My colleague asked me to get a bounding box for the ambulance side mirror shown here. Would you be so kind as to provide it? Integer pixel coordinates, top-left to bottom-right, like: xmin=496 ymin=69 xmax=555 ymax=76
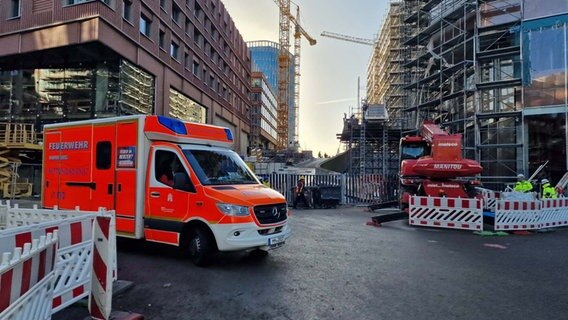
xmin=173 ymin=172 xmax=195 ymax=193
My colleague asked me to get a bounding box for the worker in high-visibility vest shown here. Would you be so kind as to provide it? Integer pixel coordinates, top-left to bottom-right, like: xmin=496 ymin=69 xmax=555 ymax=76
xmin=541 ymin=178 xmax=557 ymax=198
xmin=514 ymin=174 xmax=533 ymax=193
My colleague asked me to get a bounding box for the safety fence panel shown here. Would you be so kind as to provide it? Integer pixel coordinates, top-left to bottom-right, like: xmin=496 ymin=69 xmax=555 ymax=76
xmin=539 ymin=199 xmax=568 ymax=228
xmin=409 ymin=196 xmax=483 ymax=231
xmin=268 ymin=174 xmax=343 ymax=204
xmin=267 ymin=173 xmax=398 ymax=206
xmin=0 ymin=206 xmax=116 ymax=318
xmin=344 ymin=174 xmax=398 ymax=205
xmin=0 ymin=200 xmax=8 ymax=229
xmin=5 ymin=204 xmax=85 ymax=228
xmin=494 ymin=200 xmax=540 ymax=231
xmin=0 ymin=232 xmax=58 ymax=320
xmin=476 ymin=187 xmax=500 ymax=212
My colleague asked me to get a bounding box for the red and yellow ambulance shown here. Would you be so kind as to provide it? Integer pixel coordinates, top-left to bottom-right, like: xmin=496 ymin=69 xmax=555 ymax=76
xmin=42 ymin=115 xmax=290 ymax=265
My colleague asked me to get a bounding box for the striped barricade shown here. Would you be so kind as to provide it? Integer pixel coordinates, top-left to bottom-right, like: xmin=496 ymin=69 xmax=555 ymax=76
xmin=0 ymin=213 xmax=97 ymax=313
xmin=0 ymin=206 xmax=116 ymax=319
xmin=89 ymin=216 xmax=116 ymax=320
xmin=476 ymin=187 xmax=500 ymax=212
xmin=539 ymin=198 xmax=568 ymax=228
xmin=0 ymin=232 xmax=58 ymax=320
xmin=409 ymin=196 xmax=483 ymax=231
xmin=494 ymin=200 xmax=540 ymax=231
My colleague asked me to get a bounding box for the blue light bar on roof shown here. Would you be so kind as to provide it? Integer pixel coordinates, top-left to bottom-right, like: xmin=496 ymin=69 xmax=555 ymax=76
xmin=224 ymin=128 xmax=233 ymax=141
xmin=158 ymin=116 xmax=187 ymax=135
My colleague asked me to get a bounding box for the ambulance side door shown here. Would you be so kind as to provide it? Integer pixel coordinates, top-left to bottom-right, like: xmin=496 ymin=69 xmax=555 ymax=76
xmin=145 ymin=146 xmax=196 ymax=244
xmin=91 ymin=123 xmax=116 ymax=211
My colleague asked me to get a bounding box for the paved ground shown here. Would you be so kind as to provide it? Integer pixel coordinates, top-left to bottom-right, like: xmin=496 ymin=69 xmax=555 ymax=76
xmin=50 ymin=206 xmax=568 ymax=320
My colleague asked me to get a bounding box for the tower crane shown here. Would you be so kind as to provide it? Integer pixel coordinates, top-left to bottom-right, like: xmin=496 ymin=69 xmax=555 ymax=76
xmin=272 ymin=0 xmax=316 ymax=149
xmin=321 ymin=31 xmax=374 ymax=46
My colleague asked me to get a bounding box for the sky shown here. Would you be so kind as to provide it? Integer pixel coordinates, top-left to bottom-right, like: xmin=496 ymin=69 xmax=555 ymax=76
xmin=221 ymin=0 xmax=389 ymax=156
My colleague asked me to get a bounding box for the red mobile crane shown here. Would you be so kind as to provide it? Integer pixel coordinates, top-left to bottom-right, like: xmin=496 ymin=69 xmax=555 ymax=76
xmin=398 ymin=121 xmax=483 ymax=210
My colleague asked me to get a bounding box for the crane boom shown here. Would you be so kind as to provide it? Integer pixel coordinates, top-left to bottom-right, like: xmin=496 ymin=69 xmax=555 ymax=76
xmin=321 ymin=31 xmax=374 ymax=46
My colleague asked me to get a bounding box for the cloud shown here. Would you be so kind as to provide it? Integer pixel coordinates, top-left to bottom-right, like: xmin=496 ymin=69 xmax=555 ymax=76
xmin=315 ymin=98 xmax=357 ymax=105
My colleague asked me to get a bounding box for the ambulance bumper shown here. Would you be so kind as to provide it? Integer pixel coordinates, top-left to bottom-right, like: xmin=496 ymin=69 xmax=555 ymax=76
xmin=211 ymin=222 xmax=291 ymax=252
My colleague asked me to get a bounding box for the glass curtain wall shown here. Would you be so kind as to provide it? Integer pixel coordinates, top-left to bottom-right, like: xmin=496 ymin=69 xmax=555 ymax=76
xmin=0 ymin=60 xmax=154 ymax=123
xmin=168 ymin=87 xmax=207 ymax=123
xmin=522 ymin=16 xmax=568 ymax=181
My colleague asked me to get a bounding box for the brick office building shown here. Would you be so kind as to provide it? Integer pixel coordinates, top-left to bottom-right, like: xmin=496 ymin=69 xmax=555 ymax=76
xmin=0 ymin=0 xmax=252 ymax=154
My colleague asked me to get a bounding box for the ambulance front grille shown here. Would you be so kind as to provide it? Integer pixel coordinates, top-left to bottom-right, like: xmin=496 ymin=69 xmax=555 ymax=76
xmin=253 ymin=203 xmax=287 ymax=225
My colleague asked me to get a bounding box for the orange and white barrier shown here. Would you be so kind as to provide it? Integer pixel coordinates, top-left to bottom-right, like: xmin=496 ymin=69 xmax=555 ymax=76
xmin=494 ymin=200 xmax=540 ymax=231
xmin=0 ymin=232 xmax=58 ymax=320
xmin=409 ymin=196 xmax=483 ymax=231
xmin=539 ymin=198 xmax=568 ymax=228
xmin=0 ymin=205 xmax=116 ymax=319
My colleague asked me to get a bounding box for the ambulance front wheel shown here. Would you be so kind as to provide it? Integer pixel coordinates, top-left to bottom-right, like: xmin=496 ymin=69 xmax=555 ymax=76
xmin=187 ymin=227 xmax=215 ymax=266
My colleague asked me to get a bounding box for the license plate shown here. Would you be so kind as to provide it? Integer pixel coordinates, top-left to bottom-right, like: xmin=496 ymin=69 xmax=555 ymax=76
xmin=268 ymin=235 xmax=285 ymax=247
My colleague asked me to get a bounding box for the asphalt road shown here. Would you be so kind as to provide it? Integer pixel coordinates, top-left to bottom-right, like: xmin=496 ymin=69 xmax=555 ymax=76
xmin=54 ymin=206 xmax=568 ymax=320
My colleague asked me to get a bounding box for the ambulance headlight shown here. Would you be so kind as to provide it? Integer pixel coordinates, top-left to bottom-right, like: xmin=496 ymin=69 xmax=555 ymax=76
xmin=216 ymin=203 xmax=250 ymax=217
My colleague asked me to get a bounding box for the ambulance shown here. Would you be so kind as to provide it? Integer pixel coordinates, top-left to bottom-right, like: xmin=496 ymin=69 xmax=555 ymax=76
xmin=42 ymin=115 xmax=290 ymax=265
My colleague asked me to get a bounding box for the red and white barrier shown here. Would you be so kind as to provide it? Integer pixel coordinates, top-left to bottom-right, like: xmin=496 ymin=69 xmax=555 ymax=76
xmin=89 ymin=216 xmax=115 ymax=320
xmin=0 ymin=232 xmax=58 ymax=320
xmin=476 ymin=187 xmax=500 ymax=212
xmin=409 ymin=196 xmax=483 ymax=231
xmin=0 ymin=205 xmax=117 ymax=319
xmin=494 ymin=200 xmax=540 ymax=231
xmin=539 ymin=198 xmax=568 ymax=228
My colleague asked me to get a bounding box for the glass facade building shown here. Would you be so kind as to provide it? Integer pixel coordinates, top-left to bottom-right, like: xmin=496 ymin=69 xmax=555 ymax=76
xmin=247 ymin=41 xmax=296 ymax=148
xmin=250 ymin=72 xmax=278 ymax=150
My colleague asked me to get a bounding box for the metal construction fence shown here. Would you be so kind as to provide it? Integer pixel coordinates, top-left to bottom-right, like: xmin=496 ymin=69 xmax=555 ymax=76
xmin=266 ymin=173 xmax=399 ymax=206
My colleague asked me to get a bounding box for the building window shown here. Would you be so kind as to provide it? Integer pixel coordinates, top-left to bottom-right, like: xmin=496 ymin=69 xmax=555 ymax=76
xmin=194 ymin=30 xmax=203 ymax=48
xmin=159 ymin=30 xmax=166 ymax=49
xmin=184 ymin=52 xmax=190 ymax=69
xmin=171 ymin=42 xmax=179 ymax=60
xmin=160 ymin=0 xmax=167 ymax=10
xmin=192 ymin=60 xmax=200 ymax=77
xmin=172 ymin=3 xmax=182 ymax=25
xmin=123 ymin=0 xmax=132 ymax=22
xmin=140 ymin=14 xmax=151 ymax=37
xmin=185 ymin=20 xmax=193 ymax=35
xmin=64 ymin=0 xmax=112 ymax=6
xmin=194 ymin=2 xmax=203 ymax=21
xmin=120 ymin=60 xmax=155 ymax=115
xmin=9 ymin=0 xmax=21 ymax=18
xmin=169 ymin=88 xmax=207 ymax=123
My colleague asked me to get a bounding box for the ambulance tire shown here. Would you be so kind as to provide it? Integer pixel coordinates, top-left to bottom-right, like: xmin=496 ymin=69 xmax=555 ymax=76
xmin=188 ymin=227 xmax=214 ymax=266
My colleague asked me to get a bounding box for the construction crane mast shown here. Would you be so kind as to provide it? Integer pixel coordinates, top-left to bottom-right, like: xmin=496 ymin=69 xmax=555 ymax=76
xmin=292 ymin=6 xmax=316 ymax=149
xmin=321 ymin=31 xmax=374 ymax=46
xmin=275 ymin=0 xmax=291 ymax=149
xmin=273 ymin=0 xmax=316 ymax=149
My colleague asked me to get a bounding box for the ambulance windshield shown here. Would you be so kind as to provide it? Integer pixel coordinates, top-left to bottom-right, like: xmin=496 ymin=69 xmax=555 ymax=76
xmin=182 ymin=148 xmax=258 ymax=185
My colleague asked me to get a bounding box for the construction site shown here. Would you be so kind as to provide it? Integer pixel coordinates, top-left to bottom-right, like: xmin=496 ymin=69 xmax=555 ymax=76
xmin=337 ymin=0 xmax=568 ymax=194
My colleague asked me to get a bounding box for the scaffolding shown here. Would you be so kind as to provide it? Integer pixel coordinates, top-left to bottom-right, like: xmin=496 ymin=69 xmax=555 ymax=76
xmin=337 ymin=105 xmax=400 ymax=175
xmin=339 ymin=0 xmax=546 ymax=191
